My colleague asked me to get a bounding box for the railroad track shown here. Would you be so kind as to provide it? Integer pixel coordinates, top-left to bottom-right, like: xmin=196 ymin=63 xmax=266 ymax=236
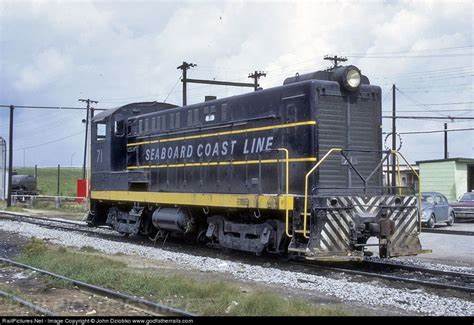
xmin=421 ymin=228 xmax=474 ymax=236
xmin=0 ymin=210 xmax=91 ymax=228
xmin=1 ymin=210 xmax=473 ymax=295
xmin=0 ymin=211 xmax=112 ymax=237
xmin=0 ymin=257 xmax=195 ymax=317
xmin=0 ymin=288 xmax=56 ymax=316
xmin=363 ymin=259 xmax=474 ymax=278
xmin=300 ymin=261 xmax=474 ymax=294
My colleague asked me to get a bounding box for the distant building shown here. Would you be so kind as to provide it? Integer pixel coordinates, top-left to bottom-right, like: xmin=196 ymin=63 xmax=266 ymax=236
xmin=383 ymin=164 xmax=420 ymax=192
xmin=417 ymin=158 xmax=474 ymax=202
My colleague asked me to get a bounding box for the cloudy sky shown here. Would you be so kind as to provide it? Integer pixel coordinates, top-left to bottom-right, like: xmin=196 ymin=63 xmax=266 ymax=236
xmin=0 ymin=0 xmax=472 ymax=168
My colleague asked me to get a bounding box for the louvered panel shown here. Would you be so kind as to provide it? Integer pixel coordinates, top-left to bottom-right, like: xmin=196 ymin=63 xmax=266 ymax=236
xmin=316 ymin=94 xmax=382 ymax=195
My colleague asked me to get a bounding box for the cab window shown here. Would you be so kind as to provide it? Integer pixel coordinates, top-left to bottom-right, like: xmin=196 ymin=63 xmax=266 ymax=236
xmin=114 ymin=120 xmax=125 ymax=137
xmin=97 ymin=123 xmax=107 ymax=140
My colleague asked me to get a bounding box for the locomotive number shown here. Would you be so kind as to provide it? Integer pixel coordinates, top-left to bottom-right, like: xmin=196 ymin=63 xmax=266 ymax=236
xmin=96 ymin=149 xmax=103 ymax=164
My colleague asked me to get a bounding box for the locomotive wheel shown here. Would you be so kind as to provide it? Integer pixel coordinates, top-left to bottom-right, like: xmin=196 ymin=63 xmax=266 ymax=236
xmin=196 ymin=229 xmax=209 ymax=244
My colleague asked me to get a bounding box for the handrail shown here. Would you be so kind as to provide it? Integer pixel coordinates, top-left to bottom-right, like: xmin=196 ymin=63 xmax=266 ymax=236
xmin=276 ymin=148 xmax=292 ymax=237
xmin=302 ymin=148 xmax=342 ymax=238
xmin=301 ymin=148 xmax=421 ymax=239
xmin=391 ymin=150 xmax=422 ymax=234
xmin=395 ymin=154 xmax=402 ymax=195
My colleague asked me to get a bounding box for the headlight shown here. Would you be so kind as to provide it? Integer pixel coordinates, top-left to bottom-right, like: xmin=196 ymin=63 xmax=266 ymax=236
xmin=332 ymin=65 xmax=362 ymax=92
xmin=346 ymin=68 xmax=361 ymax=89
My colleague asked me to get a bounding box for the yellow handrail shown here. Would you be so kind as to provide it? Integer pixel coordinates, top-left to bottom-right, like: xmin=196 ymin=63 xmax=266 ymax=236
xmin=302 ymin=148 xmax=343 ymax=238
xmin=395 ymin=154 xmax=402 ymax=195
xmin=276 ymin=148 xmax=292 ymax=237
xmin=391 ymin=150 xmax=422 ymax=234
xmin=300 ymin=148 xmax=421 ymax=239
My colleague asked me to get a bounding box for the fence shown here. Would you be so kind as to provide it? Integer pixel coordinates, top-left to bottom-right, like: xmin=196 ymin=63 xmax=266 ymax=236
xmin=5 ymin=164 xmax=87 ymax=212
xmin=11 ymin=194 xmax=88 ymax=212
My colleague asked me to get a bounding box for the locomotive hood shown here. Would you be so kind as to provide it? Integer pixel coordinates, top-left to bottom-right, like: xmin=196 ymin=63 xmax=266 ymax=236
xmin=93 ymin=102 xmax=178 ymax=123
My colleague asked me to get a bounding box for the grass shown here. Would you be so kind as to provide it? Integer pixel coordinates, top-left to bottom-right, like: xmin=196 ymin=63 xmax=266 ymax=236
xmin=15 ymin=167 xmax=82 ymax=197
xmin=17 ymin=238 xmax=350 ymax=316
xmin=0 ymin=201 xmax=25 ymax=212
xmin=30 ymin=200 xmax=86 ymax=213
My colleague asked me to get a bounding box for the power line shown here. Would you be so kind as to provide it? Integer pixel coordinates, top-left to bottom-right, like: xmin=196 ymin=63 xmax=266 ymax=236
xmin=383 ymin=127 xmax=474 ymax=135
xmin=349 ymin=53 xmax=473 ymax=59
xmin=382 ymin=109 xmax=474 ymax=113
xmin=397 ymin=101 xmax=473 ymax=107
xmin=163 ymin=77 xmax=181 ymax=103
xmin=347 ymin=45 xmax=473 ymax=56
xmin=382 ymin=115 xmax=474 ymax=120
xmin=386 ymin=65 xmax=472 ymax=76
xmin=0 ymin=104 xmax=108 ymax=111
xmin=14 ymin=131 xmax=83 ymax=151
xmin=395 ymin=87 xmax=453 ymax=118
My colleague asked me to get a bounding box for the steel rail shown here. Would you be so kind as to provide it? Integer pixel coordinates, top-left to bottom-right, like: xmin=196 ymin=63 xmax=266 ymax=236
xmin=362 ymin=260 xmax=474 ymax=279
xmin=420 ymin=228 xmax=474 ymax=236
xmin=0 ymin=211 xmax=89 ymax=228
xmin=302 ymin=263 xmax=474 ymax=293
xmin=0 ymin=212 xmax=137 ymax=245
xmin=0 ymin=257 xmax=195 ymax=317
xmin=0 ymin=288 xmax=56 ymax=316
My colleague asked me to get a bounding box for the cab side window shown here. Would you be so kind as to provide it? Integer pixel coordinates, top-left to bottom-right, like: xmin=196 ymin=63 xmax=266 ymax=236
xmin=96 ymin=123 xmax=107 ymax=140
xmin=114 ymin=120 xmax=125 ymax=137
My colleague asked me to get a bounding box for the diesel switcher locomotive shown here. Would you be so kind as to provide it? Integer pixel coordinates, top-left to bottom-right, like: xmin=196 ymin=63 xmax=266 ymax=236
xmin=87 ymin=64 xmax=423 ymax=260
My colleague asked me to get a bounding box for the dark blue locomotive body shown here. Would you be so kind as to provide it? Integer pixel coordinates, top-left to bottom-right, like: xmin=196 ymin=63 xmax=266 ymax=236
xmin=88 ymin=65 xmax=422 ymax=260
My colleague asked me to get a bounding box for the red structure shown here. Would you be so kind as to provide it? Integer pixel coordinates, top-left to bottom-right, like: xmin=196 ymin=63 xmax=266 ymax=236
xmin=76 ymin=179 xmax=88 ymax=203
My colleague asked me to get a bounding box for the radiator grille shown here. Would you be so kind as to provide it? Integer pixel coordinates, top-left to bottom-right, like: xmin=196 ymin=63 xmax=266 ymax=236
xmin=316 ymin=94 xmax=382 ymax=195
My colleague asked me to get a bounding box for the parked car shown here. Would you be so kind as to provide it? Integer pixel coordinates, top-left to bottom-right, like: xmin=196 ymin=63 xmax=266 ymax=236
xmin=450 ymin=192 xmax=474 ymax=222
xmin=421 ymin=192 xmax=455 ymax=228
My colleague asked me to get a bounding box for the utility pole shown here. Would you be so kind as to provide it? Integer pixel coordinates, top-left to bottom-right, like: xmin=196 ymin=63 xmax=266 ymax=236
xmin=6 ymin=105 xmax=14 ymax=207
xmin=391 ymin=84 xmax=397 ymax=191
xmin=324 ymin=55 xmax=348 ymax=69
xmin=177 ymin=61 xmax=197 ymax=106
xmin=79 ymin=99 xmax=98 ymax=180
xmin=248 ymin=71 xmax=267 ymax=90
xmin=444 ymin=123 xmax=448 ymax=159
xmin=57 ymin=164 xmax=60 ymax=196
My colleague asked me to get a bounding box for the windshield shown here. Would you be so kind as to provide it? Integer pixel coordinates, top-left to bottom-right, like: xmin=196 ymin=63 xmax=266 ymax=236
xmin=460 ymin=193 xmax=474 ymax=202
xmin=422 ymin=195 xmax=434 ymax=204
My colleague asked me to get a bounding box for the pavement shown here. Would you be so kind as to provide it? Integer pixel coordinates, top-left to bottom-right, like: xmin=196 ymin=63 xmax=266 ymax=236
xmin=365 ymin=222 xmax=474 ymax=267
xmin=414 ymin=222 xmax=474 ymax=266
xmin=439 ymin=222 xmax=474 ymax=232
xmin=415 ymin=232 xmax=473 ymax=266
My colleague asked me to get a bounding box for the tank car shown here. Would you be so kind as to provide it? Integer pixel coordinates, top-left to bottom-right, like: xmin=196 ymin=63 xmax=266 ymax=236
xmin=87 ymin=64 xmax=423 ymax=260
xmin=11 ymin=172 xmax=37 ymax=195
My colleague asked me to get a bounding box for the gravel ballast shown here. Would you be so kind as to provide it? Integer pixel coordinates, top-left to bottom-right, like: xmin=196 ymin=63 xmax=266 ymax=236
xmin=0 ymin=219 xmax=473 ymax=316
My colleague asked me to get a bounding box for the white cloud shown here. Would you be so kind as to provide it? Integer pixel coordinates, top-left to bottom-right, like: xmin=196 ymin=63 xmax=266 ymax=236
xmin=0 ymin=0 xmax=472 ymax=166
xmin=14 ymin=47 xmax=72 ymax=91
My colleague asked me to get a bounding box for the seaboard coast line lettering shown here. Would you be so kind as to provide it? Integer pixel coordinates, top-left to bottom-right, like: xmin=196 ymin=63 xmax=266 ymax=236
xmin=143 ymin=136 xmax=274 ymax=163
